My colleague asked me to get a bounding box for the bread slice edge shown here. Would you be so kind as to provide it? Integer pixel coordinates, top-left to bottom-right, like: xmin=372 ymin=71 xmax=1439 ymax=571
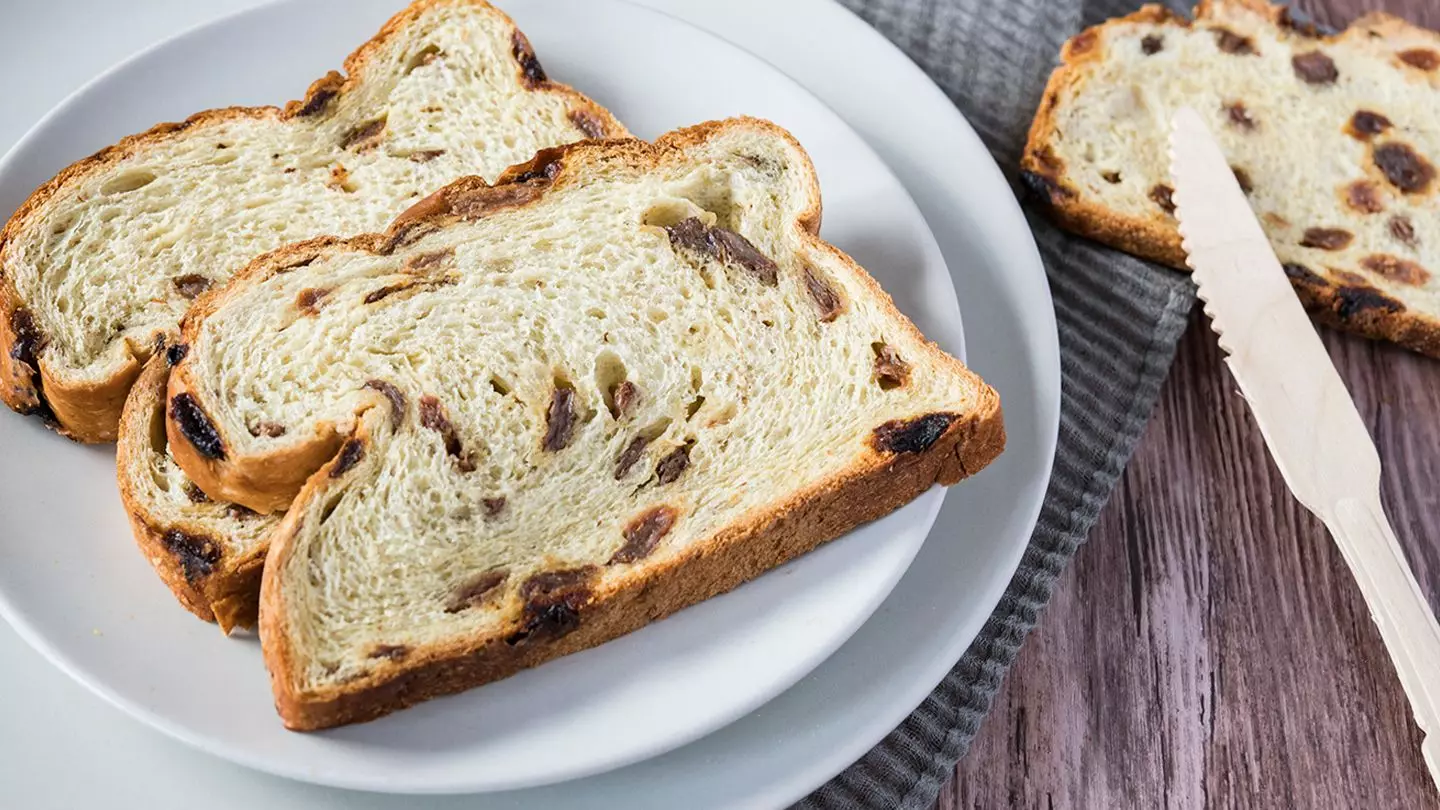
xmin=1020 ymin=0 xmax=1440 ymax=356
xmin=260 ymin=382 xmax=1004 ymax=730
xmin=0 ymin=0 xmax=628 ymax=443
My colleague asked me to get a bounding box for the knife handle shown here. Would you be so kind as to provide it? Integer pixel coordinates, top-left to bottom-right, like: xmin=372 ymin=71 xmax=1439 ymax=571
xmin=1327 ymin=495 xmax=1440 ymax=791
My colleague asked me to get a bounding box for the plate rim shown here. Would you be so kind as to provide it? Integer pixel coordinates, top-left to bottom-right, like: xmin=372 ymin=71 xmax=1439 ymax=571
xmin=0 ymin=0 xmax=971 ymax=794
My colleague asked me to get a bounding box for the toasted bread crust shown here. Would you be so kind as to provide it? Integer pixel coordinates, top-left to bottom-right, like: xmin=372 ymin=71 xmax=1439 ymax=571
xmin=1022 ymin=0 xmax=1440 ymax=357
xmin=262 ymin=389 xmax=1004 ymax=730
xmin=0 ymin=0 xmax=627 ymax=443
xmin=118 ymin=351 xmax=272 ymax=632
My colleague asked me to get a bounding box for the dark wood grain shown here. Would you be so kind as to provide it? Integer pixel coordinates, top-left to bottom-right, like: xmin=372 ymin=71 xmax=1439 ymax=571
xmin=936 ymin=1 xmax=1440 ymax=807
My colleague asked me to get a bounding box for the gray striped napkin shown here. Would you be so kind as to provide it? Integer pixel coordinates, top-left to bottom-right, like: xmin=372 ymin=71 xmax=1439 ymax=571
xmin=803 ymin=1 xmax=1197 ymax=807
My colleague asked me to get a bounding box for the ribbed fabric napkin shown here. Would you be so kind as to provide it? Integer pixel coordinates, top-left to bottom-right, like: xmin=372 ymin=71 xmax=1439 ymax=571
xmin=802 ymin=1 xmax=1197 ymax=807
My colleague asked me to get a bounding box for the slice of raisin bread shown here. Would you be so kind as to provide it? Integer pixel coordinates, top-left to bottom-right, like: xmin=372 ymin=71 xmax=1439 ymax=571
xmin=117 ymin=342 xmax=280 ymax=632
xmin=163 ymin=118 xmax=1004 ymax=729
xmin=1023 ymin=0 xmax=1440 ymax=356
xmin=0 ymin=0 xmax=626 ymax=443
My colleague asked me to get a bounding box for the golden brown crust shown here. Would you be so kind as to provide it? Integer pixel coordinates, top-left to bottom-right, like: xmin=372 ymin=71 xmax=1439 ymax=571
xmin=118 ymin=350 xmax=273 ymax=633
xmin=1022 ymin=0 xmax=1440 ymax=358
xmin=0 ymin=0 xmax=628 ymax=443
xmin=261 ymin=391 xmax=1004 ymax=730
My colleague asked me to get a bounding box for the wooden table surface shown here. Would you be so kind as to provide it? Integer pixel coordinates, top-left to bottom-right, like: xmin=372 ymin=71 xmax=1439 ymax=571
xmin=936 ymin=1 xmax=1440 ymax=807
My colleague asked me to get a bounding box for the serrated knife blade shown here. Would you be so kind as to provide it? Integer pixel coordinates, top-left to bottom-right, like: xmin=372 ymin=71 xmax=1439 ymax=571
xmin=1170 ymin=105 xmax=1440 ymax=791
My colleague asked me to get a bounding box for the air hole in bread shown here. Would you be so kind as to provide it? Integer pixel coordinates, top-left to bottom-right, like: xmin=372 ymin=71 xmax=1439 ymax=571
xmin=685 ymin=395 xmax=705 ymax=421
xmin=319 ymin=491 xmax=344 ymax=524
xmin=593 ymin=351 xmax=630 ymax=419
xmin=405 ymin=44 xmax=442 ymax=74
xmin=641 ymin=198 xmax=711 ymax=230
xmin=489 ymin=376 xmax=512 ymax=396
xmin=100 ymin=171 xmax=156 ymax=195
xmin=1101 ymin=170 xmax=1122 ymax=184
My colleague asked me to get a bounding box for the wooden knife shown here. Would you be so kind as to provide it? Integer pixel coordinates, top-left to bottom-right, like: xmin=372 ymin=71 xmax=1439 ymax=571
xmin=1169 ymin=105 xmax=1440 ymax=791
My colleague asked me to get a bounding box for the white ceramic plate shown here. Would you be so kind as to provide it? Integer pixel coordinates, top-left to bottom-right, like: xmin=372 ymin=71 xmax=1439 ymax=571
xmin=0 ymin=0 xmax=964 ymax=796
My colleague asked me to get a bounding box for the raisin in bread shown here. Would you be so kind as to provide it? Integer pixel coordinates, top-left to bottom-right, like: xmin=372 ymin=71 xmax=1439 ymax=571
xmin=0 ymin=0 xmax=625 ymax=443
xmin=163 ymin=118 xmax=1004 ymax=729
xmin=1023 ymin=0 xmax=1440 ymax=356
xmin=117 ymin=344 xmax=280 ymax=632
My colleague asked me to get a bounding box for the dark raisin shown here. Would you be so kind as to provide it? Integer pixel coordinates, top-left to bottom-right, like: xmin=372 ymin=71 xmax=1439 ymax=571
xmin=183 ymin=482 xmax=208 ymax=504
xmin=1019 ymin=170 xmax=1072 ymax=206
xmin=364 ymin=281 xmax=415 ymax=304
xmin=165 ymin=343 xmax=189 ymax=367
xmin=296 ymin=287 xmax=329 ymax=314
xmin=569 ymin=109 xmax=608 ymax=139
xmin=169 ymin=394 xmax=225 ymax=460
xmin=1214 ymin=28 xmax=1255 ymax=55
xmin=511 ymin=567 xmax=597 ymax=642
xmin=544 ymin=387 xmax=578 ymax=451
xmin=872 ymin=413 xmax=958 ymax=455
xmin=665 ymin=218 xmax=779 ymax=286
xmin=1374 ymin=143 xmax=1436 ymax=194
xmin=511 ymin=30 xmax=547 ymax=86
xmin=1225 ymin=102 xmax=1257 ymax=131
xmin=9 ymin=308 xmax=47 ymax=370
xmin=172 ymin=274 xmax=212 ymax=299
xmin=419 ymin=395 xmax=472 ymax=471
xmin=1361 ymin=254 xmax=1430 ymax=285
xmin=340 ymin=118 xmax=386 ymax=150
xmin=614 ymin=435 xmax=650 ymax=479
xmin=483 ymin=497 xmax=507 ymax=517
xmin=249 ymin=421 xmax=286 ymax=438
xmin=1300 ymin=227 xmax=1354 ymax=251
xmin=1283 ymin=263 xmax=1327 ymax=286
xmin=294 ymin=86 xmax=337 ymax=117
xmin=1231 ymin=167 xmax=1254 ymax=194
xmin=330 ymin=439 xmax=365 ymax=478
xmin=407 ymin=150 xmax=446 ymax=163
xmin=1389 ymin=215 xmax=1419 ymax=247
xmin=228 ymin=503 xmax=259 ymax=521
xmin=1336 ymin=286 xmax=1404 ymax=319
xmin=612 ymin=381 xmax=640 ymax=418
xmin=1141 ymin=35 xmax=1164 ymax=55
xmin=1349 ymin=111 xmax=1392 ymax=140
xmin=873 ymin=343 xmax=910 ymax=390
xmin=610 ymin=505 xmax=678 ymax=565
xmin=1149 ymin=184 xmax=1176 ymax=215
xmin=1292 ymin=51 xmax=1338 ymax=84
xmin=803 ymin=265 xmax=844 ymax=322
xmin=1346 ymin=181 xmax=1385 ymax=213
xmin=363 ymin=379 xmax=406 ymax=427
xmin=1399 ymin=48 xmax=1440 ymax=71
xmin=447 ymin=183 xmax=544 ymax=219
xmin=655 ymin=442 xmax=693 ymax=484
xmin=445 ymin=570 xmax=507 ymax=613
xmin=710 ymin=228 xmax=779 ymax=286
xmin=162 ymin=530 xmax=221 ymax=583
xmin=404 ymin=249 xmax=454 ymax=273
xmin=665 ymin=217 xmax=712 ymax=254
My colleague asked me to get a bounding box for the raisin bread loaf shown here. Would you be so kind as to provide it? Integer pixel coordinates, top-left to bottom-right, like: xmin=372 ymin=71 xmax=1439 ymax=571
xmin=164 ymin=118 xmax=1004 ymax=729
xmin=0 ymin=0 xmax=625 ymax=442
xmin=117 ymin=344 xmax=280 ymax=632
xmin=1023 ymin=0 xmax=1440 ymax=355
